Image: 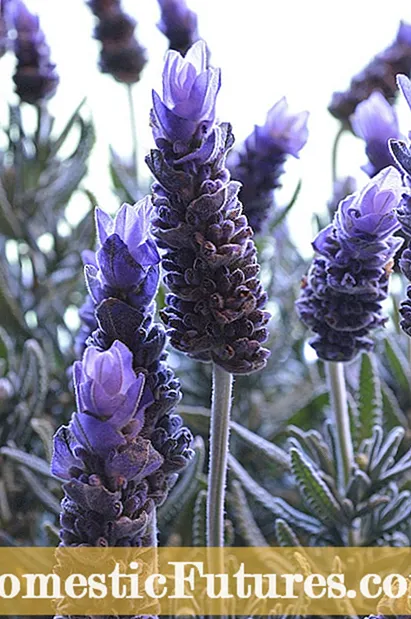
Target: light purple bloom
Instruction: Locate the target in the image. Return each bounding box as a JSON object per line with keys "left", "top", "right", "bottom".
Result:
{"left": 351, "top": 91, "right": 399, "bottom": 144}
{"left": 315, "top": 167, "right": 404, "bottom": 259}
{"left": 260, "top": 97, "right": 309, "bottom": 157}
{"left": 152, "top": 40, "right": 220, "bottom": 143}
{"left": 351, "top": 91, "right": 400, "bottom": 176}
{"left": 73, "top": 340, "right": 151, "bottom": 454}
{"left": 95, "top": 196, "right": 159, "bottom": 268}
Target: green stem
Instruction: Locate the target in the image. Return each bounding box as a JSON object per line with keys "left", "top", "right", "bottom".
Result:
{"left": 127, "top": 85, "right": 138, "bottom": 183}
{"left": 326, "top": 361, "right": 353, "bottom": 491}
{"left": 206, "top": 364, "right": 233, "bottom": 548}
{"left": 326, "top": 361, "right": 356, "bottom": 545}
{"left": 331, "top": 125, "right": 346, "bottom": 186}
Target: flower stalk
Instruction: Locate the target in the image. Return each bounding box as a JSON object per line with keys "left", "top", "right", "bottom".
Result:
{"left": 326, "top": 361, "right": 353, "bottom": 491}
{"left": 207, "top": 364, "right": 233, "bottom": 548}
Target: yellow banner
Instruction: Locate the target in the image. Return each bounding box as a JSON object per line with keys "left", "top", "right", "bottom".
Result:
{"left": 1, "top": 546, "right": 411, "bottom": 615}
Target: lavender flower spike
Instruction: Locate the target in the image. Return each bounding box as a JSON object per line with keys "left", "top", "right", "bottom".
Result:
{"left": 12, "top": 0, "right": 59, "bottom": 104}
{"left": 157, "top": 0, "right": 199, "bottom": 56}
{"left": 351, "top": 91, "right": 400, "bottom": 177}
{"left": 229, "top": 97, "right": 309, "bottom": 233}
{"left": 147, "top": 40, "right": 270, "bottom": 374}
{"left": 296, "top": 167, "right": 404, "bottom": 362}
{"left": 87, "top": 0, "right": 147, "bottom": 83}
{"left": 68, "top": 195, "right": 193, "bottom": 550}
{"left": 52, "top": 340, "right": 163, "bottom": 547}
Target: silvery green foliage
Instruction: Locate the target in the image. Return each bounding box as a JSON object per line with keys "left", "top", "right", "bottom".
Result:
{"left": 0, "top": 101, "right": 95, "bottom": 543}
{"left": 0, "top": 101, "right": 95, "bottom": 396}
{"left": 227, "top": 352, "right": 411, "bottom": 548}
{"left": 0, "top": 328, "right": 60, "bottom": 544}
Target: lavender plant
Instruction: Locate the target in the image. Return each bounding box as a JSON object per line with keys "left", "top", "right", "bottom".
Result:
{"left": 157, "top": 0, "right": 199, "bottom": 56}
{"left": 54, "top": 197, "right": 193, "bottom": 548}
{"left": 229, "top": 97, "right": 309, "bottom": 234}
{"left": 146, "top": 40, "right": 270, "bottom": 546}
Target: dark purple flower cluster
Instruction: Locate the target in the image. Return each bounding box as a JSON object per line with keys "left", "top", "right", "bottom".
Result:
{"left": 229, "top": 97, "right": 309, "bottom": 234}
{"left": 157, "top": 0, "right": 199, "bottom": 56}
{"left": 296, "top": 167, "right": 403, "bottom": 362}
{"left": 87, "top": 0, "right": 147, "bottom": 84}
{"left": 147, "top": 41, "right": 271, "bottom": 374}
{"left": 351, "top": 91, "right": 400, "bottom": 177}
{"left": 329, "top": 21, "right": 411, "bottom": 124}
{"left": 53, "top": 197, "right": 193, "bottom": 546}
{"left": 11, "top": 0, "right": 59, "bottom": 104}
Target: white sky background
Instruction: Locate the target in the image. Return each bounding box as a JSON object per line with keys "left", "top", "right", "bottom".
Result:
{"left": 1, "top": 0, "right": 411, "bottom": 257}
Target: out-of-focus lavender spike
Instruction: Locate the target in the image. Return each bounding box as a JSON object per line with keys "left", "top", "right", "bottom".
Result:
{"left": 329, "top": 21, "right": 411, "bottom": 124}
{"left": 157, "top": 0, "right": 199, "bottom": 56}
{"left": 351, "top": 91, "right": 400, "bottom": 177}
{"left": 87, "top": 0, "right": 147, "bottom": 84}
{"left": 12, "top": 0, "right": 59, "bottom": 104}
{"left": 229, "top": 97, "right": 309, "bottom": 234}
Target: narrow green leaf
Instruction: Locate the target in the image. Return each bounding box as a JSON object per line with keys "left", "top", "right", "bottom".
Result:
{"left": 357, "top": 353, "right": 382, "bottom": 442}
{"left": 290, "top": 447, "right": 346, "bottom": 527}
{"left": 275, "top": 518, "right": 301, "bottom": 547}
{"left": 49, "top": 98, "right": 87, "bottom": 158}
{"left": 19, "top": 467, "right": 61, "bottom": 515}
{"left": 0, "top": 446, "right": 56, "bottom": 479}
{"left": 381, "top": 381, "right": 407, "bottom": 430}
{"left": 157, "top": 436, "right": 205, "bottom": 530}
{"left": 192, "top": 489, "right": 207, "bottom": 547}
{"left": 229, "top": 480, "right": 268, "bottom": 546}
{"left": 228, "top": 454, "right": 322, "bottom": 534}
{"left": 231, "top": 420, "right": 290, "bottom": 471}
{"left": 383, "top": 337, "right": 411, "bottom": 397}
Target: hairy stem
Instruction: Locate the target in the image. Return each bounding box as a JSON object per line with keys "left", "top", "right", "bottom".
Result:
{"left": 206, "top": 364, "right": 233, "bottom": 548}
{"left": 127, "top": 84, "right": 138, "bottom": 183}
{"left": 326, "top": 361, "right": 356, "bottom": 545}
{"left": 326, "top": 361, "right": 353, "bottom": 489}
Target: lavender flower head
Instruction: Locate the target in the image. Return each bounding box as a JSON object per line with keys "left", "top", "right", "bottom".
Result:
{"left": 229, "top": 97, "right": 309, "bottom": 233}
{"left": 147, "top": 41, "right": 270, "bottom": 374}
{"left": 351, "top": 91, "right": 400, "bottom": 177}
{"left": 157, "top": 0, "right": 199, "bottom": 56}
{"left": 52, "top": 340, "right": 163, "bottom": 547}
{"left": 87, "top": 0, "right": 147, "bottom": 83}
{"left": 12, "top": 0, "right": 59, "bottom": 104}
{"left": 296, "top": 167, "right": 403, "bottom": 362}
{"left": 57, "top": 194, "right": 193, "bottom": 551}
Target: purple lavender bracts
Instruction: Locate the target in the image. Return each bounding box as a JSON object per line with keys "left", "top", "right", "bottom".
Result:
{"left": 68, "top": 195, "right": 193, "bottom": 549}
{"left": 147, "top": 41, "right": 271, "bottom": 374}
{"left": 51, "top": 340, "right": 162, "bottom": 546}
{"left": 229, "top": 97, "right": 309, "bottom": 233}
{"left": 296, "top": 167, "right": 404, "bottom": 362}
{"left": 351, "top": 91, "right": 400, "bottom": 177}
